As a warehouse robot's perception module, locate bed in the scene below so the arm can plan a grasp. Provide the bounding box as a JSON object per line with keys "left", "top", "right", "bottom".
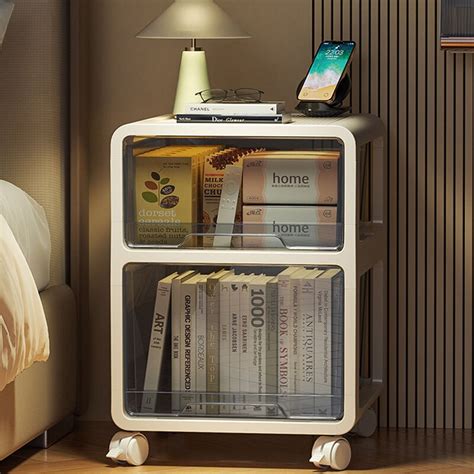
{"left": 0, "top": 181, "right": 77, "bottom": 460}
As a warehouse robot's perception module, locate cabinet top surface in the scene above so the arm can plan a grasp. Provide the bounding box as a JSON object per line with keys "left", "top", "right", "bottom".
{"left": 113, "top": 113, "right": 385, "bottom": 143}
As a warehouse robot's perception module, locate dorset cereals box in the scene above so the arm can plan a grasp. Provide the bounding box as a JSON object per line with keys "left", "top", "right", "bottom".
{"left": 135, "top": 145, "right": 222, "bottom": 245}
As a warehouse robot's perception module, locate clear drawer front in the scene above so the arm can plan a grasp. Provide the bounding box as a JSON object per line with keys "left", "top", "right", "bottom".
{"left": 123, "top": 263, "right": 344, "bottom": 421}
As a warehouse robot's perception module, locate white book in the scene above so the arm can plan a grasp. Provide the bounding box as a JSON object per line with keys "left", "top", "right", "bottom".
{"left": 299, "top": 269, "right": 324, "bottom": 393}
{"left": 277, "top": 267, "right": 301, "bottom": 395}
{"left": 206, "top": 269, "right": 234, "bottom": 415}
{"left": 184, "top": 101, "right": 285, "bottom": 117}
{"left": 229, "top": 275, "right": 244, "bottom": 414}
{"left": 219, "top": 274, "right": 233, "bottom": 414}
{"left": 171, "top": 270, "right": 196, "bottom": 413}
{"left": 288, "top": 268, "right": 313, "bottom": 394}
{"left": 299, "top": 269, "right": 324, "bottom": 415}
{"left": 248, "top": 275, "right": 272, "bottom": 414}
{"left": 314, "top": 269, "right": 343, "bottom": 403}
{"left": 196, "top": 274, "right": 211, "bottom": 414}
{"left": 239, "top": 274, "right": 254, "bottom": 414}
{"left": 141, "top": 272, "right": 178, "bottom": 414}
{"left": 266, "top": 276, "right": 279, "bottom": 416}
{"left": 180, "top": 273, "right": 202, "bottom": 414}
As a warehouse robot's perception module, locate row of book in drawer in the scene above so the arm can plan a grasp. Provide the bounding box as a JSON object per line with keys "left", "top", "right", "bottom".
{"left": 140, "top": 266, "right": 343, "bottom": 416}
{"left": 133, "top": 144, "right": 340, "bottom": 247}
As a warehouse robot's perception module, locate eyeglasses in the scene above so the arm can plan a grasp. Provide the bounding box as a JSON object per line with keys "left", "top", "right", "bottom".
{"left": 195, "top": 88, "right": 264, "bottom": 103}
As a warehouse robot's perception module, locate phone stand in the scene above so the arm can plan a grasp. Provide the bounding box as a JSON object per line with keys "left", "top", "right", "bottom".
{"left": 295, "top": 74, "right": 351, "bottom": 117}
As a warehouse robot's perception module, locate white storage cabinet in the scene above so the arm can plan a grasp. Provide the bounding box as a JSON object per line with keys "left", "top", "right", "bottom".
{"left": 108, "top": 115, "right": 386, "bottom": 470}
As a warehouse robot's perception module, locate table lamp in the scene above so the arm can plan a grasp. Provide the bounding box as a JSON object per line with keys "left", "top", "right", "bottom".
{"left": 137, "top": 0, "right": 250, "bottom": 115}
{"left": 0, "top": 0, "right": 14, "bottom": 48}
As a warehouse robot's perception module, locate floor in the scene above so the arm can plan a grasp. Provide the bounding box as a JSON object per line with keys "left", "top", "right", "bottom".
{"left": 0, "top": 422, "right": 473, "bottom": 473}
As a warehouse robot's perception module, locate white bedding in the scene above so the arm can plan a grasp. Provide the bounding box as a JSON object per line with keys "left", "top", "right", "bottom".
{"left": 0, "top": 180, "right": 51, "bottom": 291}
{"left": 0, "top": 215, "right": 50, "bottom": 391}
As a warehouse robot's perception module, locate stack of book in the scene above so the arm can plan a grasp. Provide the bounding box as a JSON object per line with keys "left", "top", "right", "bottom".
{"left": 176, "top": 102, "right": 291, "bottom": 124}
{"left": 140, "top": 266, "right": 343, "bottom": 417}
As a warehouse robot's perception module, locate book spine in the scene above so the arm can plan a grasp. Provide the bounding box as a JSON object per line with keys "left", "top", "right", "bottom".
{"left": 266, "top": 280, "right": 278, "bottom": 416}
{"left": 171, "top": 281, "right": 181, "bottom": 413}
{"left": 299, "top": 277, "right": 315, "bottom": 394}
{"left": 278, "top": 275, "right": 292, "bottom": 394}
{"left": 184, "top": 103, "right": 284, "bottom": 116}
{"left": 299, "top": 276, "right": 316, "bottom": 415}
{"left": 196, "top": 279, "right": 207, "bottom": 414}
{"left": 239, "top": 278, "right": 251, "bottom": 414}
{"left": 176, "top": 114, "right": 284, "bottom": 124}
{"left": 206, "top": 277, "right": 220, "bottom": 415}
{"left": 181, "top": 283, "right": 196, "bottom": 413}
{"left": 219, "top": 279, "right": 231, "bottom": 414}
{"left": 229, "top": 280, "right": 241, "bottom": 413}
{"left": 249, "top": 279, "right": 266, "bottom": 414}
{"left": 290, "top": 277, "right": 300, "bottom": 394}
{"left": 315, "top": 277, "right": 331, "bottom": 395}
{"left": 141, "top": 279, "right": 172, "bottom": 413}
{"left": 330, "top": 273, "right": 344, "bottom": 417}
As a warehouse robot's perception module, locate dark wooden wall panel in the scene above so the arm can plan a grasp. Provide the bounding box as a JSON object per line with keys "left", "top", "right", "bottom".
{"left": 313, "top": 0, "right": 474, "bottom": 429}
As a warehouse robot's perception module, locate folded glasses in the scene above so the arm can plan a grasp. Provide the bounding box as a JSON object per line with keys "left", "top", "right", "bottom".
{"left": 195, "top": 88, "right": 264, "bottom": 103}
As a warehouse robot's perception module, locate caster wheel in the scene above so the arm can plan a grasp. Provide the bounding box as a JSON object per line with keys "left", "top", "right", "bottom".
{"left": 106, "top": 431, "right": 149, "bottom": 466}
{"left": 310, "top": 436, "right": 351, "bottom": 471}
{"left": 352, "top": 408, "right": 377, "bottom": 438}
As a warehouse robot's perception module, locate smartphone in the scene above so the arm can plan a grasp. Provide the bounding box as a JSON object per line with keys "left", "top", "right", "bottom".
{"left": 298, "top": 41, "right": 355, "bottom": 103}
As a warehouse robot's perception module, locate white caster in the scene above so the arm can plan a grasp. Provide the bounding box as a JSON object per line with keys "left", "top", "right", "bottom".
{"left": 106, "top": 431, "right": 149, "bottom": 466}
{"left": 310, "top": 436, "right": 351, "bottom": 471}
{"left": 352, "top": 408, "right": 377, "bottom": 438}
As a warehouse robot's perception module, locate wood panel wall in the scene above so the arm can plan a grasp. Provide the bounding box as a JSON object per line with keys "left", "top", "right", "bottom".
{"left": 313, "top": 0, "right": 473, "bottom": 429}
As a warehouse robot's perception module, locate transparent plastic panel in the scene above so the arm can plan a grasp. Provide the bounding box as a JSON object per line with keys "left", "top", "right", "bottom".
{"left": 122, "top": 136, "right": 344, "bottom": 250}
{"left": 123, "top": 263, "right": 344, "bottom": 421}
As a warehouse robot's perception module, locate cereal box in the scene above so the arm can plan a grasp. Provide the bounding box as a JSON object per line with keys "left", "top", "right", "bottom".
{"left": 135, "top": 145, "right": 222, "bottom": 246}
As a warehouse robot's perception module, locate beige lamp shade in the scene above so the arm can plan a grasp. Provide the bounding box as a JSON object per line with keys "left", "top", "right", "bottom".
{"left": 0, "top": 0, "right": 14, "bottom": 47}
{"left": 136, "top": 0, "right": 250, "bottom": 40}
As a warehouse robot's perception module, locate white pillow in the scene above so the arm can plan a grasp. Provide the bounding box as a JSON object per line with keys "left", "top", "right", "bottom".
{"left": 0, "top": 215, "right": 50, "bottom": 391}
{"left": 0, "top": 180, "right": 51, "bottom": 291}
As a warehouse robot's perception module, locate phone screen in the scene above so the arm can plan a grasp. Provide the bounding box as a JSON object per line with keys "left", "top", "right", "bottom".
{"left": 298, "top": 41, "right": 355, "bottom": 102}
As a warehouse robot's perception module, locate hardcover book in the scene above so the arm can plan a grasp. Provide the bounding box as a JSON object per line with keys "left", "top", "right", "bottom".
{"left": 206, "top": 269, "right": 233, "bottom": 414}
{"left": 277, "top": 267, "right": 300, "bottom": 395}
{"left": 184, "top": 102, "right": 285, "bottom": 116}
{"left": 141, "top": 272, "right": 178, "bottom": 414}
{"left": 171, "top": 270, "right": 196, "bottom": 413}
{"left": 180, "top": 273, "right": 203, "bottom": 414}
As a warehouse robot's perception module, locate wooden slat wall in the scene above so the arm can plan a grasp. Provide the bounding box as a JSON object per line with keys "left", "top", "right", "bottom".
{"left": 313, "top": 0, "right": 474, "bottom": 429}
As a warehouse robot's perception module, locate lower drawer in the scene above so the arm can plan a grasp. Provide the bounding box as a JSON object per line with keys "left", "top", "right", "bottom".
{"left": 122, "top": 263, "right": 344, "bottom": 422}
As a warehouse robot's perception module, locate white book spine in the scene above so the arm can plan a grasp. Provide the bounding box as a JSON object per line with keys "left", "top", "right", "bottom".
{"left": 278, "top": 274, "right": 292, "bottom": 394}
{"left": 266, "top": 279, "right": 278, "bottom": 416}
{"left": 239, "top": 277, "right": 251, "bottom": 414}
{"left": 184, "top": 102, "right": 284, "bottom": 116}
{"left": 219, "top": 279, "right": 231, "bottom": 414}
{"left": 171, "top": 279, "right": 182, "bottom": 413}
{"left": 196, "top": 278, "right": 207, "bottom": 414}
{"left": 298, "top": 277, "right": 315, "bottom": 394}
{"left": 229, "top": 278, "right": 241, "bottom": 413}
{"left": 181, "top": 280, "right": 197, "bottom": 413}
{"left": 314, "top": 276, "right": 331, "bottom": 395}
{"left": 249, "top": 278, "right": 266, "bottom": 414}
{"left": 290, "top": 276, "right": 301, "bottom": 394}
{"left": 141, "top": 278, "right": 173, "bottom": 413}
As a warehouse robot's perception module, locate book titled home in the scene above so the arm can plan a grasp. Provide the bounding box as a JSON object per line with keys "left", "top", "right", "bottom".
{"left": 141, "top": 272, "right": 178, "bottom": 414}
